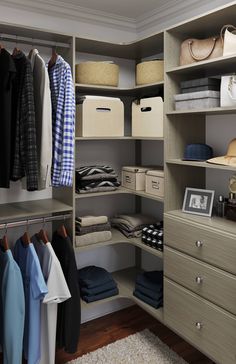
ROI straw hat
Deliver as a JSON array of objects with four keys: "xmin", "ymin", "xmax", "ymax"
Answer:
[{"xmin": 207, "ymin": 138, "xmax": 236, "ymax": 166}]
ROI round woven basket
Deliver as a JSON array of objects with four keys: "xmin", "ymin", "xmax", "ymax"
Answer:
[
  {"xmin": 76, "ymin": 62, "xmax": 119, "ymax": 86},
  {"xmin": 136, "ymin": 60, "xmax": 164, "ymax": 85}
]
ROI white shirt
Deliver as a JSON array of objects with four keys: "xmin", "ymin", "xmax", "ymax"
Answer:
[
  {"xmin": 29, "ymin": 49, "xmax": 52, "ymax": 189},
  {"xmin": 32, "ymin": 236, "xmax": 71, "ymax": 364}
]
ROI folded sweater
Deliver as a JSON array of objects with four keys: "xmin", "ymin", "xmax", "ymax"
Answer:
[
  {"xmin": 81, "ymin": 280, "xmax": 117, "ymax": 296},
  {"xmin": 78, "ymin": 266, "xmax": 114, "ymax": 289},
  {"xmin": 76, "ymin": 215, "xmax": 108, "ymax": 227},
  {"xmin": 82, "ymin": 287, "xmax": 119, "ymax": 303},
  {"xmin": 135, "ymin": 283, "xmax": 163, "ymax": 300},
  {"xmin": 136, "ymin": 271, "xmax": 163, "ymax": 292},
  {"xmin": 133, "ymin": 290, "xmax": 163, "ymax": 309},
  {"xmin": 75, "ymin": 231, "xmax": 112, "ymax": 247},
  {"xmin": 111, "ymin": 214, "xmax": 157, "ymax": 231},
  {"xmin": 76, "ymin": 222, "xmax": 111, "ymax": 236}
]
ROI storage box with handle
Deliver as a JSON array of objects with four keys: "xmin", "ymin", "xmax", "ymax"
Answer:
[
  {"xmin": 75, "ymin": 62, "xmax": 119, "ymax": 86},
  {"xmin": 122, "ymin": 167, "xmax": 149, "ymax": 191},
  {"xmin": 145, "ymin": 169, "xmax": 164, "ymax": 198},
  {"xmin": 136, "ymin": 60, "xmax": 164, "ymax": 85},
  {"xmin": 132, "ymin": 97, "xmax": 163, "ymax": 137},
  {"xmin": 76, "ymin": 97, "xmax": 124, "ymax": 137}
]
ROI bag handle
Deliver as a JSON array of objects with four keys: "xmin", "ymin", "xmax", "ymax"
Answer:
[
  {"xmin": 220, "ymin": 24, "xmax": 236, "ymax": 43},
  {"xmin": 188, "ymin": 38, "xmax": 218, "ymax": 61}
]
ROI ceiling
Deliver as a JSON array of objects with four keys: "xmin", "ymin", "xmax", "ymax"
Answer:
[{"xmin": 55, "ymin": 0, "xmax": 168, "ymax": 19}]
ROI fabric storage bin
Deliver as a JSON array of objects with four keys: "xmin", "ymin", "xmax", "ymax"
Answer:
[
  {"xmin": 145, "ymin": 170, "xmax": 164, "ymax": 197},
  {"xmin": 75, "ymin": 62, "xmax": 119, "ymax": 86},
  {"xmin": 180, "ymin": 77, "xmax": 220, "ymax": 94},
  {"xmin": 136, "ymin": 60, "xmax": 164, "ymax": 85},
  {"xmin": 76, "ymin": 97, "xmax": 124, "ymax": 137},
  {"xmin": 122, "ymin": 167, "xmax": 149, "ymax": 190},
  {"xmin": 132, "ymin": 97, "xmax": 163, "ymax": 137},
  {"xmin": 174, "ymin": 91, "xmax": 220, "ymax": 110}
]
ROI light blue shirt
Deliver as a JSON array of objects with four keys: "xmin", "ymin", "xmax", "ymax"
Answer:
[
  {"xmin": 14, "ymin": 240, "xmax": 48, "ymax": 364},
  {"xmin": 0, "ymin": 248, "xmax": 25, "ymax": 364}
]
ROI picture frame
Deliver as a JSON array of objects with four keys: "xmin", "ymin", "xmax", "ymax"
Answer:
[{"xmin": 182, "ymin": 187, "xmax": 215, "ymax": 217}]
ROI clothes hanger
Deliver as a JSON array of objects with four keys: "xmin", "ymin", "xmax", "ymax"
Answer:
[
  {"xmin": 37, "ymin": 218, "xmax": 49, "ymax": 244},
  {"xmin": 22, "ymin": 220, "xmax": 31, "ymax": 246},
  {"xmin": 12, "ymin": 36, "xmax": 21, "ymax": 57},
  {"xmin": 57, "ymin": 216, "xmax": 68, "ymax": 239},
  {"xmin": 0, "ymin": 224, "xmax": 9, "ymax": 251},
  {"xmin": 48, "ymin": 45, "xmax": 58, "ymax": 69}
]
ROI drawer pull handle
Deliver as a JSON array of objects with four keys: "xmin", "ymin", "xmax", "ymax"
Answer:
[
  {"xmin": 195, "ymin": 240, "xmax": 203, "ymax": 248},
  {"xmin": 195, "ymin": 322, "xmax": 203, "ymax": 330},
  {"xmin": 195, "ymin": 276, "xmax": 203, "ymax": 284}
]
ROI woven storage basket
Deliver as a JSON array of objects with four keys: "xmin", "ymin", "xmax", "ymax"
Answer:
[
  {"xmin": 76, "ymin": 62, "xmax": 119, "ymax": 86},
  {"xmin": 136, "ymin": 60, "xmax": 164, "ymax": 85}
]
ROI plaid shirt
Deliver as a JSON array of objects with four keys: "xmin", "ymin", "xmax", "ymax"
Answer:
[
  {"xmin": 11, "ymin": 51, "xmax": 38, "ymax": 191},
  {"xmin": 48, "ymin": 56, "xmax": 75, "ymax": 187}
]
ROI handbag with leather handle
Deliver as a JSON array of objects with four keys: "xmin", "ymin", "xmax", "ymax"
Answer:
[
  {"xmin": 180, "ymin": 36, "xmax": 223, "ymax": 66},
  {"xmin": 221, "ymin": 24, "xmax": 236, "ymax": 56}
]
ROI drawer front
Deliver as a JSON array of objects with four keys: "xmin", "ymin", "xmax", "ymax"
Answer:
[
  {"xmin": 165, "ymin": 247, "xmax": 236, "ymax": 315},
  {"xmin": 164, "ymin": 279, "xmax": 236, "ymax": 364},
  {"xmin": 165, "ymin": 215, "xmax": 236, "ymax": 275}
]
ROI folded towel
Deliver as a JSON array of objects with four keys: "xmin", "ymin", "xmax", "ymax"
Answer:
[
  {"xmin": 136, "ymin": 271, "xmax": 163, "ymax": 292},
  {"xmin": 113, "ymin": 226, "xmax": 142, "ymax": 238},
  {"xmin": 111, "ymin": 214, "xmax": 156, "ymax": 231},
  {"xmin": 133, "ymin": 290, "xmax": 163, "ymax": 309},
  {"xmin": 76, "ymin": 222, "xmax": 111, "ymax": 236},
  {"xmin": 76, "ymin": 215, "xmax": 108, "ymax": 227},
  {"xmin": 82, "ymin": 287, "xmax": 119, "ymax": 303},
  {"xmin": 135, "ymin": 283, "xmax": 162, "ymax": 300},
  {"xmin": 81, "ymin": 280, "xmax": 117, "ymax": 296},
  {"xmin": 78, "ymin": 265, "xmax": 114, "ymax": 289},
  {"xmin": 75, "ymin": 231, "xmax": 112, "ymax": 247}
]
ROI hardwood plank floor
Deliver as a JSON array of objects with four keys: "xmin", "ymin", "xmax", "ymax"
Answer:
[{"xmin": 55, "ymin": 305, "xmax": 215, "ymax": 364}]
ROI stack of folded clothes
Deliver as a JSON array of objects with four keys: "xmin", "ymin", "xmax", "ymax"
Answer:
[
  {"xmin": 78, "ymin": 265, "xmax": 118, "ymax": 303},
  {"xmin": 75, "ymin": 215, "xmax": 112, "ymax": 247},
  {"xmin": 75, "ymin": 165, "xmax": 120, "ymax": 194},
  {"xmin": 133, "ymin": 271, "xmax": 163, "ymax": 309},
  {"xmin": 111, "ymin": 214, "xmax": 157, "ymax": 238},
  {"xmin": 142, "ymin": 221, "xmax": 163, "ymax": 251}
]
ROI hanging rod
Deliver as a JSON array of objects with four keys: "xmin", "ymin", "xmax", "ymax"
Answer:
[
  {"xmin": 0, "ymin": 213, "xmax": 72, "ymax": 230},
  {"xmin": 0, "ymin": 33, "xmax": 70, "ymax": 49}
]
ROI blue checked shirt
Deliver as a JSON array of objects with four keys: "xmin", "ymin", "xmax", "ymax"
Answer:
[{"xmin": 48, "ymin": 56, "xmax": 75, "ymax": 187}]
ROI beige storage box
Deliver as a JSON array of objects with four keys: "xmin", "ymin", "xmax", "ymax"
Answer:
[
  {"xmin": 75, "ymin": 62, "xmax": 119, "ymax": 86},
  {"xmin": 132, "ymin": 97, "xmax": 163, "ymax": 137},
  {"xmin": 145, "ymin": 170, "xmax": 164, "ymax": 197},
  {"xmin": 122, "ymin": 166, "xmax": 149, "ymax": 191},
  {"xmin": 136, "ymin": 60, "xmax": 164, "ymax": 85},
  {"xmin": 76, "ymin": 97, "xmax": 124, "ymax": 137}
]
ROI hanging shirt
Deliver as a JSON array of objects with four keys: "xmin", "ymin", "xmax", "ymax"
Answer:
[
  {"xmin": 14, "ymin": 240, "xmax": 48, "ymax": 364},
  {"xmin": 32, "ymin": 236, "xmax": 71, "ymax": 364},
  {"xmin": 0, "ymin": 248, "xmax": 25, "ymax": 364},
  {"xmin": 0, "ymin": 49, "xmax": 16, "ymax": 188},
  {"xmin": 27, "ymin": 49, "xmax": 52, "ymax": 190},
  {"xmin": 11, "ymin": 51, "xmax": 38, "ymax": 191},
  {"xmin": 48, "ymin": 55, "xmax": 75, "ymax": 187},
  {"xmin": 51, "ymin": 232, "xmax": 81, "ymax": 353}
]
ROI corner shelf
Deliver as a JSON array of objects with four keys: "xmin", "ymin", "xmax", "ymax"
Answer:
[
  {"xmin": 76, "ymin": 228, "xmax": 163, "ymax": 259},
  {"xmin": 0, "ymin": 198, "xmax": 73, "ymax": 223},
  {"xmin": 81, "ymin": 267, "xmax": 164, "ymax": 322},
  {"xmin": 167, "ymin": 107, "xmax": 236, "ymax": 116},
  {"xmin": 166, "ymin": 159, "xmax": 236, "ymax": 171},
  {"xmin": 75, "ymin": 187, "xmax": 164, "ymax": 203},
  {"xmin": 75, "ymin": 136, "xmax": 164, "ymax": 141}
]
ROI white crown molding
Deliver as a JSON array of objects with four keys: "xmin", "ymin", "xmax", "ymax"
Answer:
[{"xmin": 2, "ymin": 0, "xmax": 136, "ymax": 31}]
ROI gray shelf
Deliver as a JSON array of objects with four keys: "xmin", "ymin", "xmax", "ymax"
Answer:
[
  {"xmin": 167, "ymin": 107, "xmax": 236, "ymax": 116},
  {"xmin": 77, "ymin": 228, "xmax": 163, "ymax": 259},
  {"xmin": 81, "ymin": 267, "xmax": 164, "ymax": 322},
  {"xmin": 75, "ymin": 187, "xmax": 164, "ymax": 202},
  {"xmin": 0, "ymin": 199, "xmax": 73, "ymax": 223},
  {"xmin": 75, "ymin": 136, "xmax": 163, "ymax": 141},
  {"xmin": 166, "ymin": 159, "xmax": 236, "ymax": 171}
]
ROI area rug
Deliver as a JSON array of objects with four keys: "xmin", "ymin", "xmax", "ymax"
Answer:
[{"xmin": 67, "ymin": 329, "xmax": 188, "ymax": 364}]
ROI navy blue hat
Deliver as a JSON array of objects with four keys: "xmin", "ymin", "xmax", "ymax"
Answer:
[{"xmin": 183, "ymin": 143, "xmax": 213, "ymax": 161}]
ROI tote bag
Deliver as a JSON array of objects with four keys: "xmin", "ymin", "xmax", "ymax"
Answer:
[
  {"xmin": 221, "ymin": 75, "xmax": 236, "ymax": 107},
  {"xmin": 221, "ymin": 25, "xmax": 236, "ymax": 56}
]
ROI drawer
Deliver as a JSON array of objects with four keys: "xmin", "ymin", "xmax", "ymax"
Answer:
[
  {"xmin": 164, "ymin": 278, "xmax": 236, "ymax": 364},
  {"xmin": 165, "ymin": 247, "xmax": 236, "ymax": 315},
  {"xmin": 164, "ymin": 215, "xmax": 236, "ymax": 275}
]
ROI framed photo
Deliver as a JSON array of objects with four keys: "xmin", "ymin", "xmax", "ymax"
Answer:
[{"xmin": 182, "ymin": 187, "xmax": 215, "ymax": 217}]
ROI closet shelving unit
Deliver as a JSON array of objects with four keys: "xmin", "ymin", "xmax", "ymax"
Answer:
[
  {"xmin": 74, "ymin": 32, "xmax": 164, "ymax": 321},
  {"xmin": 164, "ymin": 3, "xmax": 236, "ymax": 364}
]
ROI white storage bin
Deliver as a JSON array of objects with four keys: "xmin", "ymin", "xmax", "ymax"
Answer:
[
  {"xmin": 76, "ymin": 97, "xmax": 124, "ymax": 137},
  {"xmin": 174, "ymin": 90, "xmax": 220, "ymax": 110},
  {"xmin": 122, "ymin": 166, "xmax": 149, "ymax": 191},
  {"xmin": 145, "ymin": 170, "xmax": 164, "ymax": 197},
  {"xmin": 132, "ymin": 97, "xmax": 163, "ymax": 137}
]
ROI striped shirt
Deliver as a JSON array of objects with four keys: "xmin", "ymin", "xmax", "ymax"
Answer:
[{"xmin": 48, "ymin": 56, "xmax": 75, "ymax": 187}]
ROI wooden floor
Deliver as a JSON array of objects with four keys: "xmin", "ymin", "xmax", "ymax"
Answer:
[{"xmin": 55, "ymin": 305, "xmax": 215, "ymax": 364}]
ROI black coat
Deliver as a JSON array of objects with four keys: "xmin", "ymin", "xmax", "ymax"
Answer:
[{"xmin": 52, "ymin": 232, "xmax": 81, "ymax": 353}]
